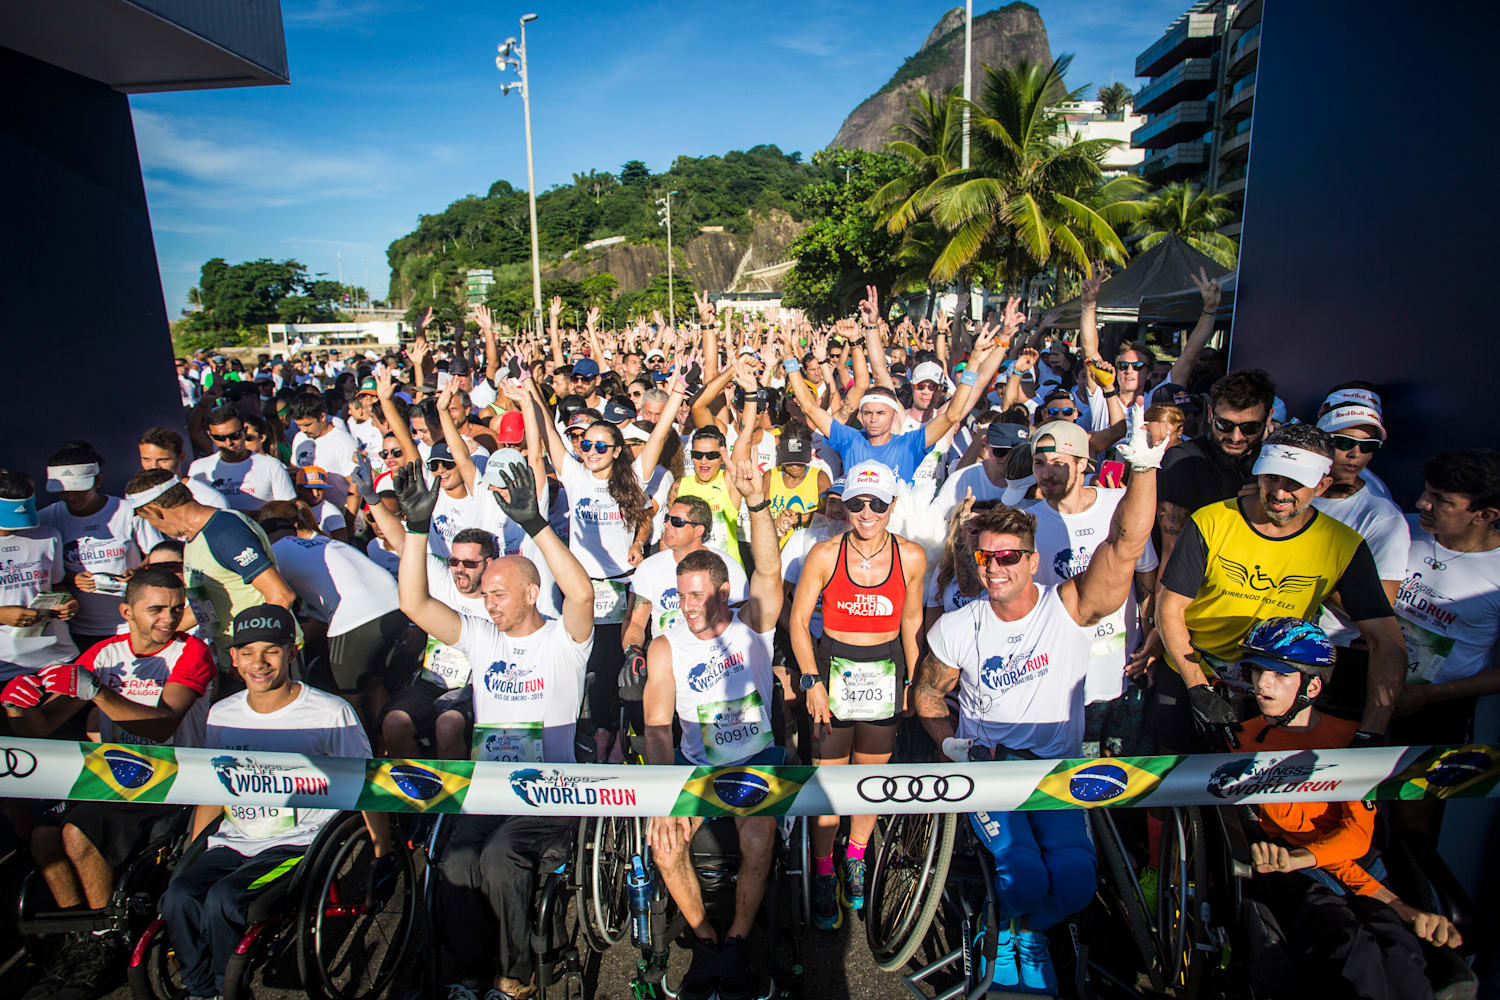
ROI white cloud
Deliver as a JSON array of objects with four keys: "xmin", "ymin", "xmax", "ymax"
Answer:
[{"xmin": 283, "ymin": 0, "xmax": 390, "ymax": 27}]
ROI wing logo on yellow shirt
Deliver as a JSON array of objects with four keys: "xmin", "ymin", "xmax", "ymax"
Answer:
[{"xmin": 1218, "ymin": 557, "xmax": 1320, "ymax": 594}]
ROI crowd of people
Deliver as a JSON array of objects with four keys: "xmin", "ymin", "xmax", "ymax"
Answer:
[{"xmin": 1, "ymin": 271, "xmax": 1496, "ymax": 1000}]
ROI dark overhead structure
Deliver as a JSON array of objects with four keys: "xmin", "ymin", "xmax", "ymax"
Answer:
[
  {"xmin": 1049, "ymin": 234, "xmax": 1230, "ymax": 328},
  {"xmin": 0, "ymin": 1, "xmax": 287, "ymax": 494}
]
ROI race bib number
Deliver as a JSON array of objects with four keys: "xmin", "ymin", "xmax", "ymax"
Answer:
[
  {"xmin": 185, "ymin": 586, "xmax": 220, "ymax": 635},
  {"xmin": 1090, "ymin": 609, "xmax": 1128, "ymax": 658},
  {"xmin": 472, "ymin": 723, "xmax": 544, "ymax": 763},
  {"xmin": 828, "ymin": 656, "xmax": 898, "ymax": 722},
  {"xmin": 420, "ymin": 635, "xmax": 471, "ymax": 690},
  {"xmin": 695, "ymin": 692, "xmax": 772, "ymax": 766},
  {"xmin": 224, "ymin": 804, "xmax": 296, "ymax": 840},
  {"xmin": 592, "ymin": 579, "xmax": 630, "ymax": 625},
  {"xmin": 1398, "ymin": 616, "xmax": 1453, "ymax": 684}
]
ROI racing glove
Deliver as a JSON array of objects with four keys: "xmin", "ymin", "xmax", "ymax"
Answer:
[
  {"xmin": 36, "ymin": 662, "xmax": 97, "ymax": 701},
  {"xmin": 392, "ymin": 463, "xmax": 441, "ymax": 534},
  {"xmin": 1188, "ymin": 683, "xmax": 1238, "ymax": 728},
  {"xmin": 618, "ymin": 644, "xmax": 648, "ymax": 700},
  {"xmin": 0, "ymin": 674, "xmax": 46, "ymax": 709},
  {"xmin": 489, "ymin": 462, "xmax": 549, "ymax": 538}
]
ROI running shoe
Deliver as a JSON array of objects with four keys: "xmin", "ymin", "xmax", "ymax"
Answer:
[
  {"xmin": 812, "ymin": 871, "xmax": 843, "ymax": 931},
  {"xmin": 989, "ymin": 920, "xmax": 1020, "ymax": 990},
  {"xmin": 716, "ymin": 935, "xmax": 754, "ymax": 1000},
  {"xmin": 1016, "ymin": 929, "xmax": 1059, "ymax": 995},
  {"xmin": 841, "ymin": 855, "xmax": 866, "ymax": 911},
  {"xmin": 678, "ymin": 934, "xmax": 719, "ymax": 1000},
  {"xmin": 444, "ymin": 983, "xmax": 482, "ymax": 1000},
  {"xmin": 21, "ymin": 933, "xmax": 86, "ymax": 1000},
  {"xmin": 1138, "ymin": 865, "xmax": 1160, "ymax": 916},
  {"xmin": 53, "ymin": 931, "xmax": 125, "ymax": 1000}
]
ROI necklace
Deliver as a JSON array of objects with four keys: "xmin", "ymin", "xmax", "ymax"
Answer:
[
  {"xmin": 1428, "ymin": 534, "xmax": 1487, "ymax": 570},
  {"xmin": 848, "ymin": 533, "xmax": 890, "ymax": 572}
]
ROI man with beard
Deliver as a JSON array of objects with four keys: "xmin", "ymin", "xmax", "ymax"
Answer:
[{"xmin": 1152, "ymin": 423, "xmax": 1407, "ymax": 751}]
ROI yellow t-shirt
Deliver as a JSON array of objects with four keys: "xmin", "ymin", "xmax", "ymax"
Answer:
[
  {"xmin": 768, "ymin": 467, "xmax": 820, "ymax": 534},
  {"xmin": 676, "ymin": 468, "xmax": 742, "ymax": 562}
]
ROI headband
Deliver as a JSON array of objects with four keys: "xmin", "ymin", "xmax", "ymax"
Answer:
[
  {"xmin": 126, "ymin": 479, "xmax": 177, "ymax": 510},
  {"xmin": 0, "ymin": 493, "xmax": 37, "ymax": 530},
  {"xmin": 857, "ymin": 394, "xmax": 902, "ymax": 413},
  {"xmin": 1251, "ymin": 444, "xmax": 1333, "ymax": 489}
]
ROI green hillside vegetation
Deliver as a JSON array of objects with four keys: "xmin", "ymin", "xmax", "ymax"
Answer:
[{"xmin": 874, "ymin": 2, "xmax": 1041, "ymax": 97}]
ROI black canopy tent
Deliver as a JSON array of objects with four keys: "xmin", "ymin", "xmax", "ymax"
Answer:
[
  {"xmin": 1138, "ymin": 270, "xmax": 1238, "ymax": 326},
  {"xmin": 1048, "ymin": 233, "xmax": 1231, "ymax": 327}
]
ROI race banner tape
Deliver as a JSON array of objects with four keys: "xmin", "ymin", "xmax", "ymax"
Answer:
[{"xmin": 0, "ymin": 740, "xmax": 1497, "ymax": 817}]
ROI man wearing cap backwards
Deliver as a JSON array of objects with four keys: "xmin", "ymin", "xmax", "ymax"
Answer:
[
  {"xmin": 0, "ymin": 469, "xmax": 79, "ymax": 673},
  {"xmin": 914, "ymin": 414, "xmax": 1167, "ymax": 993},
  {"xmin": 189, "ymin": 405, "xmax": 298, "ymax": 513},
  {"xmin": 126, "ymin": 468, "xmax": 297, "ymax": 667},
  {"xmin": 160, "ymin": 604, "xmax": 391, "ymax": 1000},
  {"xmin": 396, "ymin": 461, "xmax": 595, "ymax": 1000},
  {"xmin": 1152, "ymin": 423, "xmax": 1407, "ymax": 753},
  {"xmin": 1022, "ymin": 420, "xmax": 1161, "ymax": 725}
]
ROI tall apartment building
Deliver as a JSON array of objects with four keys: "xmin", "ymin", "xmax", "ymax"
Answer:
[
  {"xmin": 1055, "ymin": 100, "xmax": 1147, "ymax": 177},
  {"xmin": 1130, "ymin": 0, "xmax": 1259, "ymax": 236}
]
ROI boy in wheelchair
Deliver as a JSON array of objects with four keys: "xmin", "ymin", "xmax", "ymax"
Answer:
[
  {"xmin": 1236, "ymin": 618, "xmax": 1463, "ymax": 1000},
  {"xmin": 641, "ymin": 461, "xmax": 784, "ymax": 1000},
  {"xmin": 159, "ymin": 605, "xmax": 393, "ymax": 1000}
]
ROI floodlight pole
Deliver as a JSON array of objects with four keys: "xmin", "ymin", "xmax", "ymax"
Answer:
[
  {"xmin": 518, "ymin": 15, "xmax": 543, "ymax": 336},
  {"xmin": 961, "ymin": 0, "xmax": 972, "ymax": 169}
]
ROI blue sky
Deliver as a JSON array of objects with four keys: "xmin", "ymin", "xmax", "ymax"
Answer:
[{"xmin": 132, "ymin": 0, "xmax": 1188, "ymax": 313}]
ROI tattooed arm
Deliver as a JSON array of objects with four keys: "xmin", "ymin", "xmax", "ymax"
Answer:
[
  {"xmin": 1156, "ymin": 500, "xmax": 1190, "ymax": 569},
  {"xmin": 913, "ymin": 651, "xmax": 961, "ymax": 747}
]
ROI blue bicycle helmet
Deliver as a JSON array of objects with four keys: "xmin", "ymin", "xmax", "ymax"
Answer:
[{"xmin": 1240, "ymin": 617, "xmax": 1336, "ymax": 731}]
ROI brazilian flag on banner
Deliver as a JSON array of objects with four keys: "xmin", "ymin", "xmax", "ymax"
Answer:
[
  {"xmin": 70, "ymin": 743, "xmax": 179, "ymax": 803},
  {"xmin": 1368, "ymin": 745, "xmax": 1500, "ymax": 801},
  {"xmin": 1021, "ymin": 756, "xmax": 1180, "ymax": 810},
  {"xmin": 672, "ymin": 765, "xmax": 815, "ymax": 817},
  {"xmin": 357, "ymin": 759, "xmax": 473, "ymax": 813}
]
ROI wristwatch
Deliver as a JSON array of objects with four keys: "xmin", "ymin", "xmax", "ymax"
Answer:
[
  {"xmin": 745, "ymin": 498, "xmax": 771, "ymax": 513},
  {"xmin": 798, "ymin": 673, "xmax": 823, "ymax": 692}
]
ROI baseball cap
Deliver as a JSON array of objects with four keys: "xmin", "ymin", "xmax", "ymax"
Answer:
[
  {"xmin": 601, "ymin": 398, "xmax": 637, "ymax": 425},
  {"xmin": 571, "ymin": 358, "xmax": 600, "ymax": 379},
  {"xmin": 427, "ymin": 442, "xmax": 455, "ymax": 465},
  {"xmin": 555, "ymin": 394, "xmax": 588, "ymax": 420},
  {"xmin": 1043, "ymin": 387, "xmax": 1073, "ymax": 405},
  {"xmin": 1151, "ymin": 382, "xmax": 1201, "ymax": 412},
  {"xmin": 646, "ymin": 349, "xmax": 666, "ymax": 361},
  {"xmin": 1032, "ymin": 420, "xmax": 1090, "ymax": 458},
  {"xmin": 1252, "ymin": 442, "xmax": 1333, "ymax": 488},
  {"xmin": 45, "ymin": 463, "xmax": 99, "ymax": 493},
  {"xmin": 842, "ymin": 461, "xmax": 897, "ymax": 503},
  {"xmin": 1270, "ymin": 396, "xmax": 1288, "ymax": 426},
  {"xmin": 823, "ymin": 477, "xmax": 846, "ymax": 498},
  {"xmin": 911, "ymin": 361, "xmax": 944, "ymax": 386},
  {"xmin": 622, "ymin": 422, "xmax": 651, "ymax": 443},
  {"xmin": 358, "ymin": 376, "xmax": 378, "ymax": 396},
  {"xmin": 986, "ymin": 423, "xmax": 1030, "ymax": 451},
  {"xmin": 299, "ymin": 465, "xmax": 331, "ymax": 488},
  {"xmin": 777, "ymin": 435, "xmax": 813, "ymax": 465},
  {"xmin": 478, "ymin": 449, "xmax": 528, "ymax": 491},
  {"xmin": 495, "ymin": 411, "xmax": 525, "ymax": 445},
  {"xmin": 1323, "ymin": 387, "xmax": 1383, "ymax": 414},
  {"xmin": 651, "ymin": 371, "xmax": 670, "ymax": 383},
  {"xmin": 228, "ymin": 605, "xmax": 298, "ymax": 648},
  {"xmin": 1317, "ymin": 404, "xmax": 1386, "ymax": 440},
  {"xmin": 565, "ymin": 411, "xmax": 596, "ymax": 433}
]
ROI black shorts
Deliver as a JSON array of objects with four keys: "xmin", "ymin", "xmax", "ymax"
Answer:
[
  {"xmin": 815, "ymin": 635, "xmax": 905, "ymax": 729},
  {"xmin": 379, "ymin": 678, "xmax": 448, "ymax": 737},
  {"xmin": 325, "ymin": 610, "xmax": 416, "ymax": 693},
  {"xmin": 37, "ymin": 802, "xmax": 182, "ymax": 871},
  {"xmin": 435, "ymin": 684, "xmax": 474, "ymax": 726}
]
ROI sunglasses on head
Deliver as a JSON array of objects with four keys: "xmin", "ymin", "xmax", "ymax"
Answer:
[
  {"xmin": 427, "ymin": 459, "xmax": 456, "ymax": 471},
  {"xmin": 974, "ymin": 548, "xmax": 1033, "ymax": 568},
  {"xmin": 666, "ymin": 514, "xmax": 704, "ymax": 529},
  {"xmin": 209, "ymin": 430, "xmax": 244, "ymax": 442},
  {"xmin": 1331, "ymin": 434, "xmax": 1382, "ymax": 454},
  {"xmin": 843, "ymin": 496, "xmax": 890, "ymax": 514},
  {"xmin": 446, "ymin": 556, "xmax": 486, "ymax": 569},
  {"xmin": 1045, "ymin": 406, "xmax": 1076, "ymax": 417},
  {"xmin": 1212, "ymin": 416, "xmax": 1265, "ymax": 437},
  {"xmin": 691, "ymin": 450, "xmax": 722, "ymax": 461},
  {"xmin": 578, "ymin": 440, "xmax": 614, "ymax": 454},
  {"xmin": 1115, "ymin": 360, "xmax": 1149, "ymax": 371}
]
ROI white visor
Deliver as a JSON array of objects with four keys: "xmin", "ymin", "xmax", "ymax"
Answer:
[
  {"xmin": 125, "ymin": 478, "xmax": 177, "ymax": 510},
  {"xmin": 1252, "ymin": 444, "xmax": 1332, "ymax": 489},
  {"xmin": 46, "ymin": 463, "xmax": 99, "ymax": 493}
]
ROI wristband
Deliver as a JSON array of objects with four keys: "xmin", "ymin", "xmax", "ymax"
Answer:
[
  {"xmin": 516, "ymin": 515, "xmax": 549, "ymax": 539},
  {"xmin": 745, "ymin": 499, "xmax": 771, "ymax": 513},
  {"xmin": 1102, "ymin": 389, "xmax": 1119, "ymax": 398},
  {"xmin": 958, "ymin": 370, "xmax": 978, "ymax": 387},
  {"xmin": 782, "ymin": 358, "xmax": 801, "ymax": 374}
]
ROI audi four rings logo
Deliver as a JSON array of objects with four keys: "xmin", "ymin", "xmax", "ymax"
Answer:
[
  {"xmin": 0, "ymin": 748, "xmax": 38, "ymax": 778},
  {"xmin": 857, "ymin": 774, "xmax": 974, "ymax": 804}
]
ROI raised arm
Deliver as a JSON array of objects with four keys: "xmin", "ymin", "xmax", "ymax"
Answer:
[
  {"xmin": 728, "ymin": 460, "xmax": 782, "ymax": 632},
  {"xmin": 637, "ymin": 373, "xmax": 689, "ymax": 476},
  {"xmin": 782, "ymin": 346, "xmax": 834, "ymax": 437},
  {"xmin": 1167, "ymin": 268, "xmax": 1223, "ymax": 386},
  {"xmin": 690, "ymin": 360, "xmax": 738, "ymax": 430},
  {"xmin": 548, "ymin": 296, "xmax": 565, "ymax": 369},
  {"xmin": 393, "ymin": 463, "xmax": 462, "ymax": 646},
  {"xmin": 859, "ymin": 285, "xmax": 895, "ymax": 390},
  {"xmin": 926, "ymin": 311, "xmax": 1014, "ymax": 445},
  {"xmin": 1077, "ymin": 266, "xmax": 1109, "ymax": 364},
  {"xmin": 489, "ymin": 461, "xmax": 595, "ymax": 643},
  {"xmin": 473, "ymin": 304, "xmax": 501, "ymax": 385},
  {"xmin": 435, "ymin": 382, "xmax": 478, "ymax": 492}
]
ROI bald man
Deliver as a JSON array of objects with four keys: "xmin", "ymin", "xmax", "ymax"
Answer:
[{"xmin": 394, "ymin": 460, "xmax": 594, "ymax": 997}]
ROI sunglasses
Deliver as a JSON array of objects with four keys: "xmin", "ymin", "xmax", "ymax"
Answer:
[
  {"xmin": 1212, "ymin": 416, "xmax": 1265, "ymax": 437},
  {"xmin": 446, "ymin": 557, "xmax": 487, "ymax": 569},
  {"xmin": 379, "ymin": 448, "xmax": 403, "ymax": 458},
  {"xmin": 1115, "ymin": 360, "xmax": 1149, "ymax": 371},
  {"xmin": 1045, "ymin": 407, "xmax": 1076, "ymax": 417},
  {"xmin": 1331, "ymin": 434, "xmax": 1382, "ymax": 454},
  {"xmin": 842, "ymin": 496, "xmax": 890, "ymax": 514},
  {"xmin": 578, "ymin": 440, "xmax": 614, "ymax": 454},
  {"xmin": 915, "ymin": 381, "xmax": 940, "ymax": 391},
  {"xmin": 665, "ymin": 514, "xmax": 704, "ymax": 529},
  {"xmin": 974, "ymin": 548, "xmax": 1033, "ymax": 568},
  {"xmin": 691, "ymin": 450, "xmax": 722, "ymax": 461},
  {"xmin": 427, "ymin": 459, "xmax": 456, "ymax": 472},
  {"xmin": 149, "ymin": 560, "xmax": 184, "ymax": 573},
  {"xmin": 209, "ymin": 430, "xmax": 244, "ymax": 442}
]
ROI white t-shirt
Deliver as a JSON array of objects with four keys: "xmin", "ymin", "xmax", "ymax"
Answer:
[
  {"xmin": 349, "ymin": 419, "xmax": 384, "ymax": 459},
  {"xmin": 780, "ymin": 518, "xmax": 850, "ymax": 639},
  {"xmin": 923, "ymin": 574, "xmax": 986, "ymax": 614},
  {"xmin": 365, "ymin": 539, "xmax": 400, "ymax": 578},
  {"xmin": 0, "ymin": 526, "xmax": 77, "ymax": 671},
  {"xmin": 417, "ymin": 557, "xmax": 489, "ymax": 690},
  {"xmin": 456, "ymin": 615, "xmax": 591, "ymax": 763},
  {"xmin": 291, "ymin": 426, "xmax": 360, "ymax": 503},
  {"xmin": 134, "ymin": 478, "xmax": 227, "ymax": 553},
  {"xmin": 428, "ymin": 488, "xmax": 480, "ymax": 562},
  {"xmin": 1027, "ymin": 489, "xmax": 1159, "ymax": 704},
  {"xmin": 188, "ymin": 453, "xmax": 296, "ymax": 512},
  {"xmin": 927, "ymin": 583, "xmax": 1093, "ymax": 758},
  {"xmin": 664, "ymin": 612, "xmax": 776, "ymax": 767},
  {"xmin": 1313, "ymin": 485, "xmax": 1410, "ymax": 646},
  {"xmin": 38, "ymin": 498, "xmax": 141, "ymax": 635},
  {"xmin": 558, "ymin": 454, "xmax": 640, "ymax": 579},
  {"xmin": 1393, "ymin": 518, "xmax": 1500, "ymax": 685},
  {"xmin": 206, "ymin": 683, "xmax": 371, "ymax": 856},
  {"xmin": 270, "ymin": 534, "xmax": 398, "ymax": 635},
  {"xmin": 310, "ymin": 499, "xmax": 346, "ymax": 536},
  {"xmin": 934, "ymin": 463, "xmax": 1009, "ymax": 517},
  {"xmin": 629, "ymin": 546, "xmax": 748, "ymax": 637},
  {"xmin": 81, "ymin": 632, "xmax": 215, "ymax": 747}
]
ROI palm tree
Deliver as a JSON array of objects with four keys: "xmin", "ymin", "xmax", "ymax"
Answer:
[
  {"xmin": 1129, "ymin": 182, "xmax": 1238, "ymax": 268},
  {"xmin": 1097, "ymin": 82, "xmax": 1133, "ymax": 117}
]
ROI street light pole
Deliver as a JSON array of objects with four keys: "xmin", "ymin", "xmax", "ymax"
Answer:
[
  {"xmin": 656, "ymin": 190, "xmax": 678, "ymax": 329},
  {"xmin": 498, "ymin": 15, "xmax": 543, "ymax": 335},
  {"xmin": 961, "ymin": 0, "xmax": 972, "ymax": 169}
]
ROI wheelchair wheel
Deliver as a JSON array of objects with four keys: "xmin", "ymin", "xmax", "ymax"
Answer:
[
  {"xmin": 575, "ymin": 814, "xmax": 634, "ymax": 952},
  {"xmin": 128, "ymin": 917, "xmax": 187, "ymax": 1000},
  {"xmin": 865, "ymin": 811, "xmax": 956, "ymax": 973},
  {"xmin": 295, "ymin": 814, "xmax": 417, "ymax": 1000},
  {"xmin": 1090, "ymin": 810, "xmax": 1168, "ymax": 993},
  {"xmin": 1157, "ymin": 806, "xmax": 1209, "ymax": 999}
]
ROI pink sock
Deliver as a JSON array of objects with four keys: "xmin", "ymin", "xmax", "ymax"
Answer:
[
  {"xmin": 815, "ymin": 854, "xmax": 835, "ymax": 876},
  {"xmin": 846, "ymin": 839, "xmax": 867, "ymax": 862}
]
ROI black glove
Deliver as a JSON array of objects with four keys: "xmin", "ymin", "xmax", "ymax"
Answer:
[
  {"xmin": 392, "ymin": 462, "xmax": 440, "ymax": 534},
  {"xmin": 490, "ymin": 462, "xmax": 549, "ymax": 538},
  {"xmin": 618, "ymin": 644, "xmax": 647, "ymax": 699},
  {"xmin": 1188, "ymin": 683, "xmax": 1238, "ymax": 728},
  {"xmin": 1349, "ymin": 729, "xmax": 1387, "ymax": 749}
]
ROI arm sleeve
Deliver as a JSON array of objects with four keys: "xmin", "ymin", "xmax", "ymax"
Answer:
[
  {"xmin": 201, "ymin": 514, "xmax": 274, "ymax": 584},
  {"xmin": 268, "ymin": 462, "xmax": 297, "ymax": 501},
  {"xmin": 325, "ymin": 701, "xmax": 373, "ymax": 759},
  {"xmin": 165, "ymin": 638, "xmax": 216, "ymax": 695},
  {"xmin": 825, "ymin": 419, "xmax": 857, "ymax": 460},
  {"xmin": 1159, "ymin": 518, "xmax": 1210, "ymax": 599},
  {"xmin": 1334, "ymin": 541, "xmax": 1396, "ymax": 622}
]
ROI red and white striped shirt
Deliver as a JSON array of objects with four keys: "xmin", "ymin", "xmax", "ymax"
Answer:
[{"xmin": 78, "ymin": 633, "xmax": 215, "ymax": 747}]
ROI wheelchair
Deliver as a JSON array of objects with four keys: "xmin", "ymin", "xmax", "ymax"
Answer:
[
  {"xmin": 127, "ymin": 811, "xmax": 418, "ymax": 1000},
  {"xmin": 420, "ymin": 811, "xmax": 584, "ymax": 1000}
]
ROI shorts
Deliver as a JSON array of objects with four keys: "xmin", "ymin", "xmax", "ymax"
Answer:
[
  {"xmin": 379, "ymin": 678, "xmax": 448, "ymax": 737},
  {"xmin": 815, "ymin": 634, "xmax": 905, "ymax": 729},
  {"xmin": 324, "ymin": 610, "xmax": 416, "ymax": 693},
  {"xmin": 434, "ymin": 684, "xmax": 474, "ymax": 726},
  {"xmin": 36, "ymin": 801, "xmax": 183, "ymax": 871}
]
